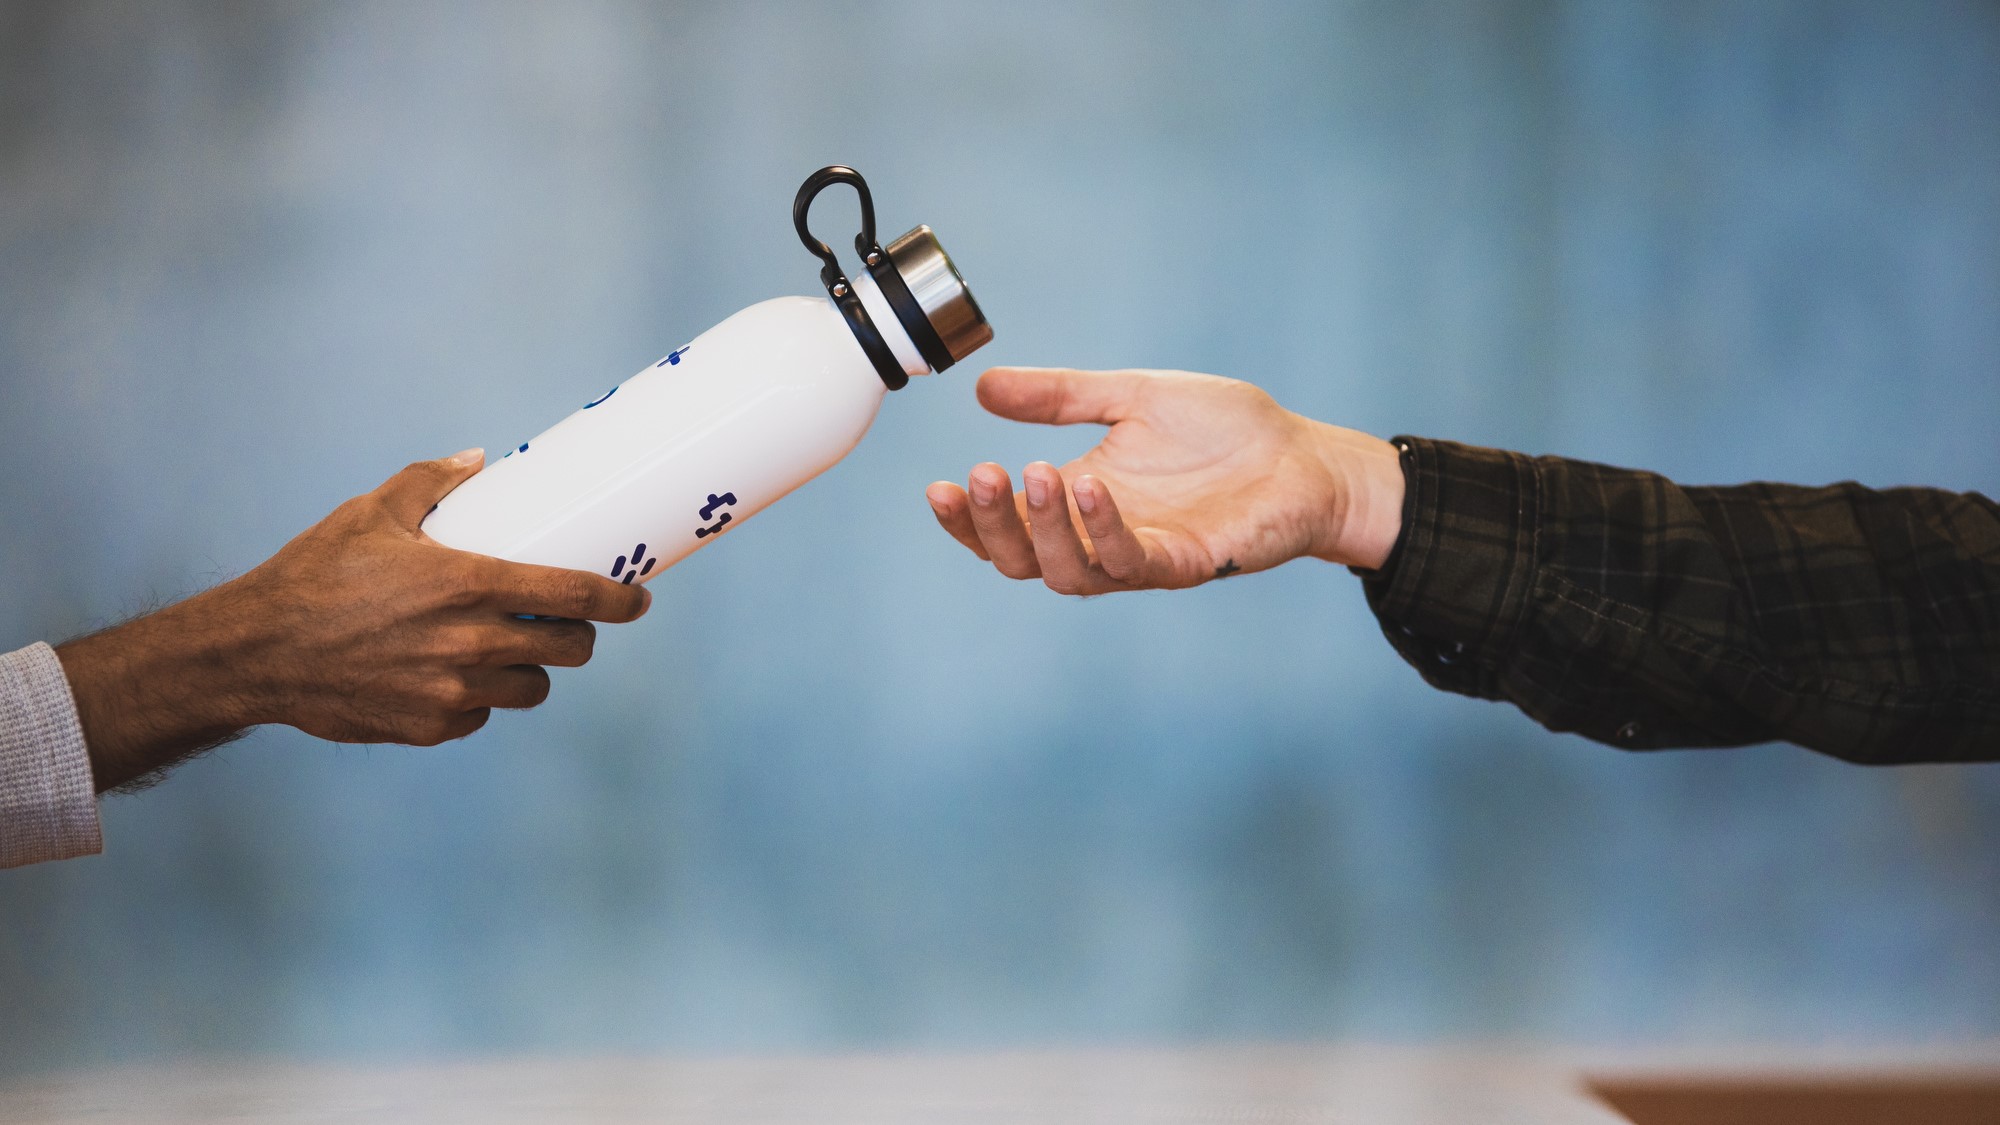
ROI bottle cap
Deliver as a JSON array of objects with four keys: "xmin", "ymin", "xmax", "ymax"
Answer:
[
  {"xmin": 882, "ymin": 225, "xmax": 993, "ymax": 367},
  {"xmin": 794, "ymin": 166, "xmax": 993, "ymax": 389}
]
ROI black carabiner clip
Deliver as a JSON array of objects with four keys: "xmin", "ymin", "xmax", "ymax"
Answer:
[
  {"xmin": 794, "ymin": 166, "xmax": 878, "ymax": 285},
  {"xmin": 792, "ymin": 166, "xmax": 908, "ymax": 390}
]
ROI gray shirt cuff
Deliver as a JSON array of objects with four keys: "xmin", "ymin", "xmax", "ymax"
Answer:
[{"xmin": 0, "ymin": 642, "xmax": 102, "ymax": 867}]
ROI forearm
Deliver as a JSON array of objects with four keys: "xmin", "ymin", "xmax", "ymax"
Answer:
[
  {"xmin": 1358, "ymin": 438, "xmax": 2000, "ymax": 762},
  {"xmin": 55, "ymin": 581, "xmax": 267, "ymax": 792}
]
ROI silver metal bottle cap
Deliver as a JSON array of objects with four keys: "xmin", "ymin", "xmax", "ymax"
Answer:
[
  {"xmin": 794, "ymin": 165, "xmax": 993, "ymax": 388},
  {"xmin": 884, "ymin": 225, "xmax": 993, "ymax": 365}
]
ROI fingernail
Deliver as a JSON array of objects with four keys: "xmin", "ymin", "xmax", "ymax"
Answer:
[
  {"xmin": 971, "ymin": 474, "xmax": 996, "ymax": 505},
  {"xmin": 639, "ymin": 586, "xmax": 653, "ymax": 613},
  {"xmin": 1074, "ymin": 477, "xmax": 1097, "ymax": 514},
  {"xmin": 1024, "ymin": 472, "xmax": 1047, "ymax": 507},
  {"xmin": 448, "ymin": 447, "xmax": 483, "ymax": 467}
]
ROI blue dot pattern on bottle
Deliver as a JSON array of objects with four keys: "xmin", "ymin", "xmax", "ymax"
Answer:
[
  {"xmin": 612, "ymin": 542, "xmax": 656, "ymax": 584},
  {"xmin": 590, "ymin": 345, "xmax": 687, "ymax": 409},
  {"xmin": 696, "ymin": 492, "xmax": 737, "ymax": 538}
]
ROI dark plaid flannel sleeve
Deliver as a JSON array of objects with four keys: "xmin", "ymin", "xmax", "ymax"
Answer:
[{"xmin": 1355, "ymin": 437, "xmax": 2000, "ymax": 763}]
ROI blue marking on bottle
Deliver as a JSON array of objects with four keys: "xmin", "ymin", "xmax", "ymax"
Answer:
[
  {"xmin": 613, "ymin": 541, "xmax": 656, "ymax": 584},
  {"xmin": 695, "ymin": 492, "xmax": 737, "ymax": 538},
  {"xmin": 699, "ymin": 492, "xmax": 736, "ymax": 521}
]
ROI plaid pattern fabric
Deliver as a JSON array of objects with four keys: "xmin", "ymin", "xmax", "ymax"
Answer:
[{"xmin": 1357, "ymin": 437, "xmax": 2000, "ymax": 763}]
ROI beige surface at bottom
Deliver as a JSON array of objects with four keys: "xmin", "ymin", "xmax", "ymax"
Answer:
[
  {"xmin": 0, "ymin": 1045, "xmax": 1627, "ymax": 1125},
  {"xmin": 6, "ymin": 1044, "xmax": 2000, "ymax": 1125}
]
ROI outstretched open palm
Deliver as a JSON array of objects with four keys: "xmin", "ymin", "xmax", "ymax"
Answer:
[{"xmin": 926, "ymin": 367, "xmax": 1402, "ymax": 595}]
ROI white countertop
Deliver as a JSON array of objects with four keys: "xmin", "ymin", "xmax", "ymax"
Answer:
[{"xmin": 6, "ymin": 1042, "xmax": 1998, "ymax": 1125}]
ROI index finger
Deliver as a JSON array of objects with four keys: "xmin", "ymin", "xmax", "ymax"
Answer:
[{"xmin": 474, "ymin": 557, "xmax": 652, "ymax": 623}]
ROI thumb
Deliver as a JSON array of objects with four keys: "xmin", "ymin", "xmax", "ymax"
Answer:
[
  {"xmin": 373, "ymin": 447, "xmax": 485, "ymax": 527},
  {"xmin": 976, "ymin": 367, "xmax": 1150, "ymax": 427}
]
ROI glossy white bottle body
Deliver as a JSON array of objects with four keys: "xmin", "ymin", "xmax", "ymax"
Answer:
[{"xmin": 421, "ymin": 283, "xmax": 925, "ymax": 583}]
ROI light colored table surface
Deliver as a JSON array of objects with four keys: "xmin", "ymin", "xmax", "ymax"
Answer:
[{"xmin": 5, "ymin": 1043, "xmax": 1998, "ymax": 1125}]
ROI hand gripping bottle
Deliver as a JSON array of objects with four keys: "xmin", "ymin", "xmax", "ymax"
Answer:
[{"xmin": 420, "ymin": 166, "xmax": 992, "ymax": 582}]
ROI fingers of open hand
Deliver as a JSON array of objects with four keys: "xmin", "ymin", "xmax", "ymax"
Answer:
[
  {"xmin": 1021, "ymin": 462, "xmax": 1097, "ymax": 594},
  {"xmin": 925, "ymin": 482, "xmax": 991, "ymax": 561},
  {"xmin": 965, "ymin": 463, "xmax": 1041, "ymax": 579},
  {"xmin": 943, "ymin": 463, "xmax": 1164, "ymax": 594},
  {"xmin": 1070, "ymin": 474, "xmax": 1157, "ymax": 585}
]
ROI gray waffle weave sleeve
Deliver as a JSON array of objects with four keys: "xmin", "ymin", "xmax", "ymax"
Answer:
[{"xmin": 0, "ymin": 642, "xmax": 102, "ymax": 867}]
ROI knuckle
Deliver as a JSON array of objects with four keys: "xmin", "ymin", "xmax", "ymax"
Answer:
[
  {"xmin": 549, "ymin": 571, "xmax": 600, "ymax": 615},
  {"xmin": 436, "ymin": 565, "xmax": 487, "ymax": 610},
  {"xmin": 326, "ymin": 495, "xmax": 387, "ymax": 535},
  {"xmin": 1043, "ymin": 574, "xmax": 1084, "ymax": 595},
  {"xmin": 435, "ymin": 626, "xmax": 488, "ymax": 667},
  {"xmin": 397, "ymin": 460, "xmax": 452, "ymax": 492},
  {"xmin": 331, "ymin": 495, "xmax": 375, "ymax": 522},
  {"xmin": 424, "ymin": 675, "xmax": 475, "ymax": 712},
  {"xmin": 462, "ymin": 632, "xmax": 500, "ymax": 667}
]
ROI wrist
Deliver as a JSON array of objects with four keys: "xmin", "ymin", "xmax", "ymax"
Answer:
[
  {"xmin": 1304, "ymin": 422, "xmax": 1406, "ymax": 570},
  {"xmin": 55, "ymin": 582, "xmax": 268, "ymax": 789}
]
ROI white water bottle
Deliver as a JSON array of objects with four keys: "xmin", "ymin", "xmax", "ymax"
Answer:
[{"xmin": 421, "ymin": 167, "xmax": 991, "ymax": 583}]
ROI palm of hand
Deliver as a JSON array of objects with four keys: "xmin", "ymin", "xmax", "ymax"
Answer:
[
  {"xmin": 928, "ymin": 368, "xmax": 1352, "ymax": 595},
  {"xmin": 1053, "ymin": 399, "xmax": 1332, "ymax": 586}
]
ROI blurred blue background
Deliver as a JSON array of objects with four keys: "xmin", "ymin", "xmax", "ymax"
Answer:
[{"xmin": 3, "ymin": 0, "xmax": 1998, "ymax": 1077}]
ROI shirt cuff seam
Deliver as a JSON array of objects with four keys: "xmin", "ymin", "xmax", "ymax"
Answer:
[
  {"xmin": 1369, "ymin": 437, "xmax": 1542, "ymax": 663},
  {"xmin": 1, "ymin": 642, "xmax": 103, "ymax": 867},
  {"xmin": 1371, "ymin": 437, "xmax": 1436, "ymax": 624}
]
